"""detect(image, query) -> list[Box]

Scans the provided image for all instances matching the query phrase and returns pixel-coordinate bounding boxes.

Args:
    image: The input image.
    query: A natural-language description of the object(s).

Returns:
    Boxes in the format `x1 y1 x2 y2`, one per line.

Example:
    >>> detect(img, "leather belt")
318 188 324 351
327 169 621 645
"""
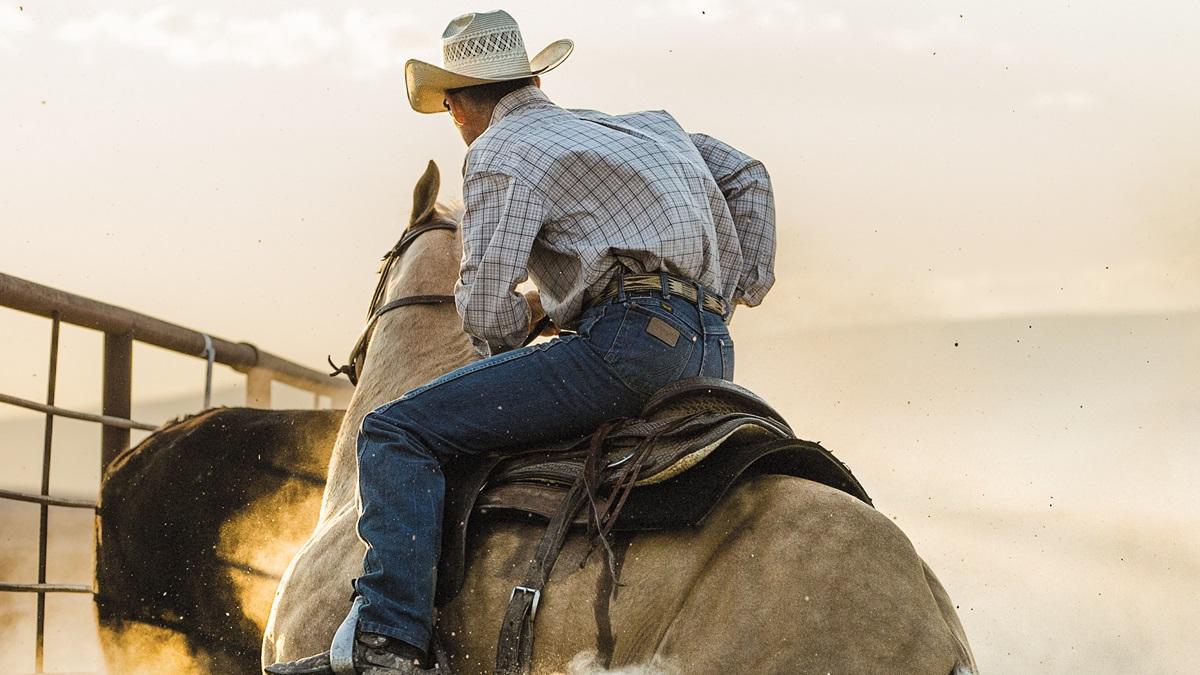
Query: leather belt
589 272 728 317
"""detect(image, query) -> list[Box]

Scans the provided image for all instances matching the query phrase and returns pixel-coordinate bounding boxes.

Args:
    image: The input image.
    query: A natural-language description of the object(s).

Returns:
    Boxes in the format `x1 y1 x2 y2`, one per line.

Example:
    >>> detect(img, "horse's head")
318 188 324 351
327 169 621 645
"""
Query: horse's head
330 160 463 385
394 159 464 301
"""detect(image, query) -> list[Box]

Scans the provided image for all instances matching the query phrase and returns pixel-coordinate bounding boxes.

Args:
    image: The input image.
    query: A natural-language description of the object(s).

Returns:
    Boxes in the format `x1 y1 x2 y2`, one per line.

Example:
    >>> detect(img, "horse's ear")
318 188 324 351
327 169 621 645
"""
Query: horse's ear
410 160 440 226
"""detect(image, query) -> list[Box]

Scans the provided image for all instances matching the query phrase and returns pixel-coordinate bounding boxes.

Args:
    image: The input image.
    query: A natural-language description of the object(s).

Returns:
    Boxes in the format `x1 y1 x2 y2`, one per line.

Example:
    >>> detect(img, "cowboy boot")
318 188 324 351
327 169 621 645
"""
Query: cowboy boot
264 631 433 675
266 597 438 675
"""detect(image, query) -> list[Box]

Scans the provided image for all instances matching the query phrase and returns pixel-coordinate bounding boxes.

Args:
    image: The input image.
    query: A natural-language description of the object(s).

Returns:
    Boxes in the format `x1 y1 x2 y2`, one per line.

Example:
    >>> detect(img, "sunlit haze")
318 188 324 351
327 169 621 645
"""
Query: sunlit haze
1 2 1198 673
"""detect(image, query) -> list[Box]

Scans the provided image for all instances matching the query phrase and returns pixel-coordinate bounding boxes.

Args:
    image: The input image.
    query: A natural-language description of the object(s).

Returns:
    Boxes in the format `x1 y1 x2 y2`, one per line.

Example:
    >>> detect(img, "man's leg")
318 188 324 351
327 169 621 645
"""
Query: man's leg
352 331 647 653
267 294 730 673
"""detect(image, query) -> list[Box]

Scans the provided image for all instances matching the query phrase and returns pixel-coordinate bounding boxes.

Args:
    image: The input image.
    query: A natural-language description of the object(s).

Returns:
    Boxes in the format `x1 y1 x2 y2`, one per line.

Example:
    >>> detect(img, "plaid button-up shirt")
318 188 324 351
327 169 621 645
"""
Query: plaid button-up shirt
455 86 776 357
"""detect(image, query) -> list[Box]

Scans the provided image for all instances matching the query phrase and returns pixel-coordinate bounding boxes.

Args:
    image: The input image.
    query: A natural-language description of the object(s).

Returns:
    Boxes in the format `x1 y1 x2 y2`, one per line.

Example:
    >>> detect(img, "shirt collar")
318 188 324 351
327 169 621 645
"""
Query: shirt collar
489 85 553 126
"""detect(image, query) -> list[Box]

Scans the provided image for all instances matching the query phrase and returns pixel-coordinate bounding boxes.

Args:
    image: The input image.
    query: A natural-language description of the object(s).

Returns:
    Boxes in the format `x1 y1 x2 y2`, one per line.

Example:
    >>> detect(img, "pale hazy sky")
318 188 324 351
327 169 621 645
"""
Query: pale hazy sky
2 0 1198 410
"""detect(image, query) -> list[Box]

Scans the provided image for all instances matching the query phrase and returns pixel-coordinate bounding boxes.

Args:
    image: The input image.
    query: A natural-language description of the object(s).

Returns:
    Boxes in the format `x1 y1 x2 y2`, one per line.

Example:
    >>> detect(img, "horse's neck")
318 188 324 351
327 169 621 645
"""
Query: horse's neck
319 233 475 517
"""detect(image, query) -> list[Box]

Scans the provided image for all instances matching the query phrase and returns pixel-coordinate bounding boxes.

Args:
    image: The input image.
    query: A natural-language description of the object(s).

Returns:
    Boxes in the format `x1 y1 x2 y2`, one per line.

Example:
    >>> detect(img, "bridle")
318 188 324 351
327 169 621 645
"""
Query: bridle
328 218 459 386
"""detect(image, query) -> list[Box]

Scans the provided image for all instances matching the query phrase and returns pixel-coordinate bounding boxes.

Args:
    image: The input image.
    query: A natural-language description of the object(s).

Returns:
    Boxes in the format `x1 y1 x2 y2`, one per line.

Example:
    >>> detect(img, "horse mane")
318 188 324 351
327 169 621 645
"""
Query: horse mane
158 406 231 431
434 199 464 224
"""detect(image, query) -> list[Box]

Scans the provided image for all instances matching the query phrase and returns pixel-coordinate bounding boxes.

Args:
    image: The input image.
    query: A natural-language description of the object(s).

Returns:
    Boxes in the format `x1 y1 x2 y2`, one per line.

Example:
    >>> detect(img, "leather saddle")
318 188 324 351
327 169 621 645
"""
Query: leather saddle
434 377 871 606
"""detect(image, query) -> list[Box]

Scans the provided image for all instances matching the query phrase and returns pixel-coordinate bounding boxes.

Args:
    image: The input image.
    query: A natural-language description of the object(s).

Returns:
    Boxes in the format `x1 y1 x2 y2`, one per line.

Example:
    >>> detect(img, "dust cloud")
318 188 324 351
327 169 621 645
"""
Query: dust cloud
0 498 211 674
558 650 678 675
98 622 207 675
218 477 325 632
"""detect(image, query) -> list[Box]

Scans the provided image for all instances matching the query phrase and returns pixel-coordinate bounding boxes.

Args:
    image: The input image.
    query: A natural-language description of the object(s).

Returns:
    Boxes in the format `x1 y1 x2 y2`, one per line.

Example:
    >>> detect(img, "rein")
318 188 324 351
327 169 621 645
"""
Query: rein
328 219 458 385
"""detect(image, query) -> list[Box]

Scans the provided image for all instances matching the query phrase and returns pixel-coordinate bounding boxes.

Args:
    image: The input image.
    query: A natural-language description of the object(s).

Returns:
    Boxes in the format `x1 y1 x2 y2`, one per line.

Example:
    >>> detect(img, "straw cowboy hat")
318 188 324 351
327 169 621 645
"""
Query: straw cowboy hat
405 10 574 114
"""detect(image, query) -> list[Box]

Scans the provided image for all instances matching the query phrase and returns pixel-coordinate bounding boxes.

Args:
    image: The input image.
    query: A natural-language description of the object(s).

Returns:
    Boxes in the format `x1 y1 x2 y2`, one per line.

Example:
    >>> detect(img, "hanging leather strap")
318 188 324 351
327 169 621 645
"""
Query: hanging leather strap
494 477 589 675
494 421 623 674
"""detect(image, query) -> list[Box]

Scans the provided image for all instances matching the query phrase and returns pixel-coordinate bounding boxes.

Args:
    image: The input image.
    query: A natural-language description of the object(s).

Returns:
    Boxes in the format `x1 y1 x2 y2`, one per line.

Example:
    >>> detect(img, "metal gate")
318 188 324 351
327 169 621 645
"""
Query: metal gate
0 271 353 673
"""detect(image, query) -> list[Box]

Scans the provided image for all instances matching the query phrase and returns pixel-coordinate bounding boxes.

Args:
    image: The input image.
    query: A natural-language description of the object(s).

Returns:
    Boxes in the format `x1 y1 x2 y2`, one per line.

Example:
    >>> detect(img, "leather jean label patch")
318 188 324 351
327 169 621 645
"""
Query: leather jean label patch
645 316 680 347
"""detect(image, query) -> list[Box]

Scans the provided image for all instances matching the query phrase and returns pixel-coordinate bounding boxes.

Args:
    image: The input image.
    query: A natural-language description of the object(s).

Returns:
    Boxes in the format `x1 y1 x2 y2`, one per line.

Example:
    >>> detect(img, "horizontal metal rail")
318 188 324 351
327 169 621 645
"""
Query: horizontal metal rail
0 583 94 594
0 271 352 399
0 488 96 510
0 392 158 431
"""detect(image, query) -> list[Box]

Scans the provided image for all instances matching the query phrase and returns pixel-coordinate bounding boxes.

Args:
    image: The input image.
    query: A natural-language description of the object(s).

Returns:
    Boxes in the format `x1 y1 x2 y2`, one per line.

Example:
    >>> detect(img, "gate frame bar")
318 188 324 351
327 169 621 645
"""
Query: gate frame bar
0 271 353 673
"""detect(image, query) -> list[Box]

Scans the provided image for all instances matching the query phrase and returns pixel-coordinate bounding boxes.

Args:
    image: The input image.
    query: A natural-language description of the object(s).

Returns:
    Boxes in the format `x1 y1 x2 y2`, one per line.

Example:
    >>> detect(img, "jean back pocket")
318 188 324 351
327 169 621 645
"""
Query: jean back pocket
601 302 698 396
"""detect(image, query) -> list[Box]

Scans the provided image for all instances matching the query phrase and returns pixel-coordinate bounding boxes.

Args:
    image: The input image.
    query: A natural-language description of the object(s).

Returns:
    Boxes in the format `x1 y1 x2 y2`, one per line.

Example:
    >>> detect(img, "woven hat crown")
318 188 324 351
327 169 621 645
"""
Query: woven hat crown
440 11 533 80
404 10 572 113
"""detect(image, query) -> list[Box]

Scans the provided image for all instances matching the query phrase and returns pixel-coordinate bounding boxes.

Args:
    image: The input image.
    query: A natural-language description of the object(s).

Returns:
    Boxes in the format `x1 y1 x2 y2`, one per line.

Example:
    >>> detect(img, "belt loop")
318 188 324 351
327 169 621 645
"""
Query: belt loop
694 280 707 346
659 271 671 300
616 265 627 303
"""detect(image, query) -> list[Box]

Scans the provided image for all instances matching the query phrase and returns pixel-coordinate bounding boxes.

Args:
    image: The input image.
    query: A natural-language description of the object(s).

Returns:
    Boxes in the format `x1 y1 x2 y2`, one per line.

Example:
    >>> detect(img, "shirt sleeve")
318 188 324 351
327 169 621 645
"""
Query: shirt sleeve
454 170 544 357
689 133 777 306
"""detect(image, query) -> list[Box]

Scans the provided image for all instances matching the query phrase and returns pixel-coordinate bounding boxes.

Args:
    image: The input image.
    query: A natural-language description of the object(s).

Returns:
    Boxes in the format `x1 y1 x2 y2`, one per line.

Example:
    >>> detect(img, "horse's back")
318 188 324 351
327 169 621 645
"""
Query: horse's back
654 474 974 674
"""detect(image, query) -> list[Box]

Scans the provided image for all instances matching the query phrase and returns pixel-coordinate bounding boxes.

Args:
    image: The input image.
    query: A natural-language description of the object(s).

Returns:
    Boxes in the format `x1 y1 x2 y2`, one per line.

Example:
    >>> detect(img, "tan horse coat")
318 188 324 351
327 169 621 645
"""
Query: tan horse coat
262 162 976 674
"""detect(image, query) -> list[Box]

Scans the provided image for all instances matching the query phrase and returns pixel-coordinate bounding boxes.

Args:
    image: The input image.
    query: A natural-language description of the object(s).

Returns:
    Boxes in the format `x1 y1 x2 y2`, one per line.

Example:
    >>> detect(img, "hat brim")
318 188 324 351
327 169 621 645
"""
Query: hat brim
405 39 574 114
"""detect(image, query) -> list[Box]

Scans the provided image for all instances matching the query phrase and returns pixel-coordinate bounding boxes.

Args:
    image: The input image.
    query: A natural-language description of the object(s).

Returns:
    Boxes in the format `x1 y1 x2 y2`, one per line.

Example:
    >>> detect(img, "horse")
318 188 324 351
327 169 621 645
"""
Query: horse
263 160 977 674
96 406 342 673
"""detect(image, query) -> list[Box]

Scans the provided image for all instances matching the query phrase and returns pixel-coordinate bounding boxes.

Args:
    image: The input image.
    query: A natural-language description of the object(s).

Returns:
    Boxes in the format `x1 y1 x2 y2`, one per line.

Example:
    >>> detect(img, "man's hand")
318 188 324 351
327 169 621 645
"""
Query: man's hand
524 290 559 337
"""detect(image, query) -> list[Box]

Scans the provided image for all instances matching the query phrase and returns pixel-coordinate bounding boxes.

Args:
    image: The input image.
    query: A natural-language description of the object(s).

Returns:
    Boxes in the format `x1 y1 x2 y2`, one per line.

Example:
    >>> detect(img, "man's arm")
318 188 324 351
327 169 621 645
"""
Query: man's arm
690 133 777 306
454 170 544 357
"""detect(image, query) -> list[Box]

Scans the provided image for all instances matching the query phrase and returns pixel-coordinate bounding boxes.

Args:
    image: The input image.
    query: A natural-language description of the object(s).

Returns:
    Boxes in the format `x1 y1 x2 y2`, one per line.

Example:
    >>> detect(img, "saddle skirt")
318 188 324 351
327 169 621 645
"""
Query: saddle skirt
435 377 871 605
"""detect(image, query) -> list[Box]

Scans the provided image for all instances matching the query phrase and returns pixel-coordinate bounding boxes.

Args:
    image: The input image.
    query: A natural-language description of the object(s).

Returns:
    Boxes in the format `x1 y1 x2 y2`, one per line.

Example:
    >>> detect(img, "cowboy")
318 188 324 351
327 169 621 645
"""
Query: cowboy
267 10 775 675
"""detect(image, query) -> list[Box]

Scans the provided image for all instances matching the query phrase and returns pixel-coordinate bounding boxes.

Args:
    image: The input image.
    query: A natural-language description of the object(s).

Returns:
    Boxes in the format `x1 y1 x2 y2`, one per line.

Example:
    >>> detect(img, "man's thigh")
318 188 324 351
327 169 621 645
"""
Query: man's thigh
372 334 643 459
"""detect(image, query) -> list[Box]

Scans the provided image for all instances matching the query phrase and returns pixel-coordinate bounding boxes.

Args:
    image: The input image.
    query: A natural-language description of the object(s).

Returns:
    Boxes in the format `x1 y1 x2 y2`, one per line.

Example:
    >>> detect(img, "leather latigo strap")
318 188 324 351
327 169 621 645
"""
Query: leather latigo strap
495 421 621 675
494 478 589 675
591 273 728 316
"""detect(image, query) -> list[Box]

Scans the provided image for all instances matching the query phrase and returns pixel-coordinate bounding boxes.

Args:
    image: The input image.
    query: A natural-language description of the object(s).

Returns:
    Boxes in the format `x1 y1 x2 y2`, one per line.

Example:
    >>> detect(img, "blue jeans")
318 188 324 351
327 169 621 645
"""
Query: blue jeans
351 289 734 650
